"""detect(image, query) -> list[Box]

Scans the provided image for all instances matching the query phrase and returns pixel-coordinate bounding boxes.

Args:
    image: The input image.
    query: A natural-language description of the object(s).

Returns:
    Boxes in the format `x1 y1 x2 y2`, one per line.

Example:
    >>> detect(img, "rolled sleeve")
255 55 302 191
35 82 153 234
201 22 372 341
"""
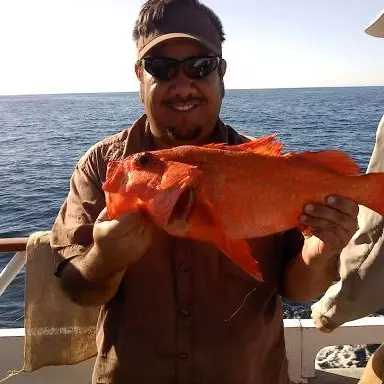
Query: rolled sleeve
50 153 106 274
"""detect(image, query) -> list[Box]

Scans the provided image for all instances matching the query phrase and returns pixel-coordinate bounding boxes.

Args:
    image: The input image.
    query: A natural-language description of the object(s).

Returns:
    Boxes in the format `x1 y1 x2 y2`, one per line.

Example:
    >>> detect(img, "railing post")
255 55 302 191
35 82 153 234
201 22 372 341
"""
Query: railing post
0 251 27 297
284 319 307 383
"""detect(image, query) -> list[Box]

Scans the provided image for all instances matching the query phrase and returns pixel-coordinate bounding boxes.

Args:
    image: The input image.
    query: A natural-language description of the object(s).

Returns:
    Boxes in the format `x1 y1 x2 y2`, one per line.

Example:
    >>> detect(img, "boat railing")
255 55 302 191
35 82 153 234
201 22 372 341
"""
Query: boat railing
0 237 28 297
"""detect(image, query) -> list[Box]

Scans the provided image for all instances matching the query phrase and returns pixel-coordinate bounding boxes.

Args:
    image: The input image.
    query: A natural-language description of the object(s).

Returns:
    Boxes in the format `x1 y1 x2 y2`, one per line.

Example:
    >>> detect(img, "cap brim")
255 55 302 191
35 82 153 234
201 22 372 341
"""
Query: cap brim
364 9 384 37
137 33 221 59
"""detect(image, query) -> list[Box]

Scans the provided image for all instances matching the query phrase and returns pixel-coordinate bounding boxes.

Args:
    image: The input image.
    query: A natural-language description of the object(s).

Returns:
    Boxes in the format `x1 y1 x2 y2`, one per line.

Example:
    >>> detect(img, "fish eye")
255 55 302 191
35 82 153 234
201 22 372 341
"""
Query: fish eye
135 152 151 168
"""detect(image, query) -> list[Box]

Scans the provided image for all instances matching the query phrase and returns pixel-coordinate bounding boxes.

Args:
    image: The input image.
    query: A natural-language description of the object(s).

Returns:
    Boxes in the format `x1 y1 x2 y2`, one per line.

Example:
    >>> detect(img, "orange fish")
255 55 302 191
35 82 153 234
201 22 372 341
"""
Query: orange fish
102 135 384 281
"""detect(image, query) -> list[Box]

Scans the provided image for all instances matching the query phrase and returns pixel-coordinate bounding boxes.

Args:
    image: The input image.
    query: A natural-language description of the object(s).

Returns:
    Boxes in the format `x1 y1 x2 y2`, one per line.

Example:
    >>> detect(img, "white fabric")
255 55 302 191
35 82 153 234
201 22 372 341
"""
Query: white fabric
311 115 384 330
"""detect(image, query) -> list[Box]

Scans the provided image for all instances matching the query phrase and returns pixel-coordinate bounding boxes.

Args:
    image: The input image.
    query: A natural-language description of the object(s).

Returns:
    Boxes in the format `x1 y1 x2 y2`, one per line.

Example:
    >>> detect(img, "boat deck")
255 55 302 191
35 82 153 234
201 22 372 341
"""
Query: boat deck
0 364 366 384
0 328 370 384
310 368 363 383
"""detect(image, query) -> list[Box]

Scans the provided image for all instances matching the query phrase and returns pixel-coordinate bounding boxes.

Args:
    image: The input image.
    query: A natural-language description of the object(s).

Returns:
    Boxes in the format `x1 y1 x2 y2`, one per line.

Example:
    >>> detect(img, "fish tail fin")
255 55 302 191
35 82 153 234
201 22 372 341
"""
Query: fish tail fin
356 173 384 216
218 237 263 281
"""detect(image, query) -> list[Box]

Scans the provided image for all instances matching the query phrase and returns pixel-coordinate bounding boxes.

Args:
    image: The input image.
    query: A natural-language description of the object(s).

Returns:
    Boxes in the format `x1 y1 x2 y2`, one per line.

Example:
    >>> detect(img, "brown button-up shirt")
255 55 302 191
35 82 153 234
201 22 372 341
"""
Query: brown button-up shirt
51 115 304 384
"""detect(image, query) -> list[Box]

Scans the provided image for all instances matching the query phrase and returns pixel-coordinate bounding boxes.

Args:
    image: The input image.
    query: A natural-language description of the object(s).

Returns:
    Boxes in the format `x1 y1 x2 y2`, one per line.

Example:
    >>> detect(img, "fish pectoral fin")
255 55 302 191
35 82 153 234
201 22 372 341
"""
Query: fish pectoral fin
103 161 124 193
194 200 263 281
203 134 283 156
216 236 263 282
158 162 200 191
284 150 361 176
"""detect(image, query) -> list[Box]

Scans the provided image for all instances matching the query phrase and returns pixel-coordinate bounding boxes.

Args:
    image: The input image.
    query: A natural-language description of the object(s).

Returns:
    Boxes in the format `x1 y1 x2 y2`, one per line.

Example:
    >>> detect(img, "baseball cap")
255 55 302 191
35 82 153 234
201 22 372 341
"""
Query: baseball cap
136 2 222 60
364 9 384 37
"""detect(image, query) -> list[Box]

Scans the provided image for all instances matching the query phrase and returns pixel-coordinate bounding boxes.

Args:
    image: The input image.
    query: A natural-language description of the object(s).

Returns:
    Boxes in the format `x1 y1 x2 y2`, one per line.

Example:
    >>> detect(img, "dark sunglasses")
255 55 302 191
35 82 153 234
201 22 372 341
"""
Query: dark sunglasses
140 55 222 81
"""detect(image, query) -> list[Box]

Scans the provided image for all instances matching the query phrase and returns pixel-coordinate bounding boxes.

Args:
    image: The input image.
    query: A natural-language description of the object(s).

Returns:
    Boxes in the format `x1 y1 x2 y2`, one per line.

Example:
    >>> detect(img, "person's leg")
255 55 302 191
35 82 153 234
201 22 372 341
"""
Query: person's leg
359 343 384 383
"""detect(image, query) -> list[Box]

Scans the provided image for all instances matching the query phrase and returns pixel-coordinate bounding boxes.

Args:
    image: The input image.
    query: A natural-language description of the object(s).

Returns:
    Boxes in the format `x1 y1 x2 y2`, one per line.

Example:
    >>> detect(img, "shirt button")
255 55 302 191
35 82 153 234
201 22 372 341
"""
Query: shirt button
179 263 190 273
179 353 189 361
180 307 190 317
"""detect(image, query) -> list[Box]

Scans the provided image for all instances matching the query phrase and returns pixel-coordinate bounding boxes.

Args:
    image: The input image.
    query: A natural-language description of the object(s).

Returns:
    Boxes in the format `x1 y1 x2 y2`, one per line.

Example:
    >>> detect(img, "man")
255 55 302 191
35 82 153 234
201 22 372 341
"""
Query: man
51 1 359 383
310 8 384 384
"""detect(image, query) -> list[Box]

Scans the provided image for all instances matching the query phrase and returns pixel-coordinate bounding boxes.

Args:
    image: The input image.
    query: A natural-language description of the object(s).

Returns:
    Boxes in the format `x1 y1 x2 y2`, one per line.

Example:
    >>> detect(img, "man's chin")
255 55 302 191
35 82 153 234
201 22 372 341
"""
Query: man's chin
166 127 203 144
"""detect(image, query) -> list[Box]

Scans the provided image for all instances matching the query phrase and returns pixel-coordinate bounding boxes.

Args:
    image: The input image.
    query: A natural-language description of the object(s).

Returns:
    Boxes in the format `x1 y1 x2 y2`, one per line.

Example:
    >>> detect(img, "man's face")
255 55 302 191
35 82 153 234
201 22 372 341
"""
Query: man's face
136 39 226 148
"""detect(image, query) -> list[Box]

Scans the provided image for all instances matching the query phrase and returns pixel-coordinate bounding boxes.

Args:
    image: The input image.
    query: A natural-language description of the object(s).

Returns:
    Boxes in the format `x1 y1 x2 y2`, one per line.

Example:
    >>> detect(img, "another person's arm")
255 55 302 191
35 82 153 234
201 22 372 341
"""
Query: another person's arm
283 195 359 302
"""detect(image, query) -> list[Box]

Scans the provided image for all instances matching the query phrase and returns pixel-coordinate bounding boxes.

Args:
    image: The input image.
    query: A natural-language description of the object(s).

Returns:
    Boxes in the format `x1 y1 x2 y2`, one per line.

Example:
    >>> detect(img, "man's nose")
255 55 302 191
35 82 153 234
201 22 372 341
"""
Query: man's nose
168 71 197 98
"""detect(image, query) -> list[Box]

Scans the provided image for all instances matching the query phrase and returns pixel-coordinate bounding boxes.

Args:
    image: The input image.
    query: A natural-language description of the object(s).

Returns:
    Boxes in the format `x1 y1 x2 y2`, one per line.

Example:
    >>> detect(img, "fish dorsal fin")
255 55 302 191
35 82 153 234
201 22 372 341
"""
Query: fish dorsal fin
284 150 361 176
204 134 283 156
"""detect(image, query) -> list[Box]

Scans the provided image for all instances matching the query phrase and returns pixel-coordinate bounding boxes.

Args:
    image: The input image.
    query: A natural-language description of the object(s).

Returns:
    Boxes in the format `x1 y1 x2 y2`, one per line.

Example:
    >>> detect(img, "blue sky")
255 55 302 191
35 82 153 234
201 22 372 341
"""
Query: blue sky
0 0 383 95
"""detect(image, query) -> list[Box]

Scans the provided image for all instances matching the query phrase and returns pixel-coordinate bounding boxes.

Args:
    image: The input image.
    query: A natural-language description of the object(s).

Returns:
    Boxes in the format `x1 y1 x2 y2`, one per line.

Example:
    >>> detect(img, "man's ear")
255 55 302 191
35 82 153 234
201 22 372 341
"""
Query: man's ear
135 63 142 80
135 63 144 103
218 59 227 98
219 59 227 78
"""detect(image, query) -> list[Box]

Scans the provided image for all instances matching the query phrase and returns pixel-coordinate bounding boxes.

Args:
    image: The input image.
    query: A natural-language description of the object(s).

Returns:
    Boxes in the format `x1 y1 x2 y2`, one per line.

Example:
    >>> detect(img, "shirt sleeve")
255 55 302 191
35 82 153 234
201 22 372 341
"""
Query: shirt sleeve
50 151 106 275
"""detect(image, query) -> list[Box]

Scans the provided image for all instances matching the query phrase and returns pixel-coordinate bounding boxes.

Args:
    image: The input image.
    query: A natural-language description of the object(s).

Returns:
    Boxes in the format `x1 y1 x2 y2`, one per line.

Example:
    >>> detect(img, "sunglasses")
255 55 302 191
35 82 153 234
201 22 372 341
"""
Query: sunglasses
140 55 222 81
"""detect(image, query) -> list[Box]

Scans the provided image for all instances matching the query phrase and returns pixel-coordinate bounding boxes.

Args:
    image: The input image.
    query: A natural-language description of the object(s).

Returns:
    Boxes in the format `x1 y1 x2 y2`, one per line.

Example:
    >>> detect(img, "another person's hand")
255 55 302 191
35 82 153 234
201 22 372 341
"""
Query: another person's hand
93 207 155 269
299 195 359 264
312 314 334 333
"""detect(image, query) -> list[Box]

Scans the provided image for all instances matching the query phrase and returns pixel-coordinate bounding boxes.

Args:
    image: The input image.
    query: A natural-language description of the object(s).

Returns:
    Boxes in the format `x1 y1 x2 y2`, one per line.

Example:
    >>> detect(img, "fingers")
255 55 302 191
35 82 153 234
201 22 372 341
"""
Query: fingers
300 212 350 250
300 196 358 231
114 211 154 257
326 195 359 219
303 194 357 221
95 207 147 228
112 211 151 237
94 208 150 241
93 208 155 265
299 195 359 250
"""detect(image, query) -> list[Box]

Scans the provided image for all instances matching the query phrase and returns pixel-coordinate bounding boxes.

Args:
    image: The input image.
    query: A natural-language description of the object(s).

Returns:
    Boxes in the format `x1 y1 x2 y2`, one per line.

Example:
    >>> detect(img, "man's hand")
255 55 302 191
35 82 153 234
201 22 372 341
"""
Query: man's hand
93 207 155 270
299 195 359 265
283 195 359 302
59 207 155 306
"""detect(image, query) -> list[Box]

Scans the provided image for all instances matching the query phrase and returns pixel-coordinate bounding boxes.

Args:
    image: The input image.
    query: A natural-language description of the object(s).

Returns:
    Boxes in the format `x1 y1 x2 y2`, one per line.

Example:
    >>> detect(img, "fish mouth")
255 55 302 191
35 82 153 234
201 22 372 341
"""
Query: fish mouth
167 186 195 226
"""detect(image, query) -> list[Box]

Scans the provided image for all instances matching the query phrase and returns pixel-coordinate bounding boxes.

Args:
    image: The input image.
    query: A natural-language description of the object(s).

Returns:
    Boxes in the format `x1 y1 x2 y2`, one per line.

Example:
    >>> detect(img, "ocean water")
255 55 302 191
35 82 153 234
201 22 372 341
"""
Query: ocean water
0 87 383 328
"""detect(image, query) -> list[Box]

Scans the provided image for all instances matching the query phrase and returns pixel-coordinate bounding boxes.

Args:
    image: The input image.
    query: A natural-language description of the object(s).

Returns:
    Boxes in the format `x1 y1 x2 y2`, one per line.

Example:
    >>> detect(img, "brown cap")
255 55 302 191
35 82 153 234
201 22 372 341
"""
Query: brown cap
136 3 222 60
364 9 384 38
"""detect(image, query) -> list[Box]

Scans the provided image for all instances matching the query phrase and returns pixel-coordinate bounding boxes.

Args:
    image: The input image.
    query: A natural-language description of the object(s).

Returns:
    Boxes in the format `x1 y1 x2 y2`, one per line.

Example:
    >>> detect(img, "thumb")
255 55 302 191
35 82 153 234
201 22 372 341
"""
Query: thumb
95 207 111 224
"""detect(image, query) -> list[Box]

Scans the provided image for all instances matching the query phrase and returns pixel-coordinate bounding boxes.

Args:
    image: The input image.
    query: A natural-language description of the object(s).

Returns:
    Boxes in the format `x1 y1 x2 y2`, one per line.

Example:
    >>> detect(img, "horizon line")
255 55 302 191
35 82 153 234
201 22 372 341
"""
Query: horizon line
1 84 383 98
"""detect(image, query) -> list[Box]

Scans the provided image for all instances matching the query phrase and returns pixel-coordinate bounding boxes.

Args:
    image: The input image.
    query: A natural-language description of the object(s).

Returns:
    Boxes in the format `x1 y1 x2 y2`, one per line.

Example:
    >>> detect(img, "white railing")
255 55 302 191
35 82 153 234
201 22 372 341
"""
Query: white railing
0 238 28 298
0 252 26 297
284 317 384 383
